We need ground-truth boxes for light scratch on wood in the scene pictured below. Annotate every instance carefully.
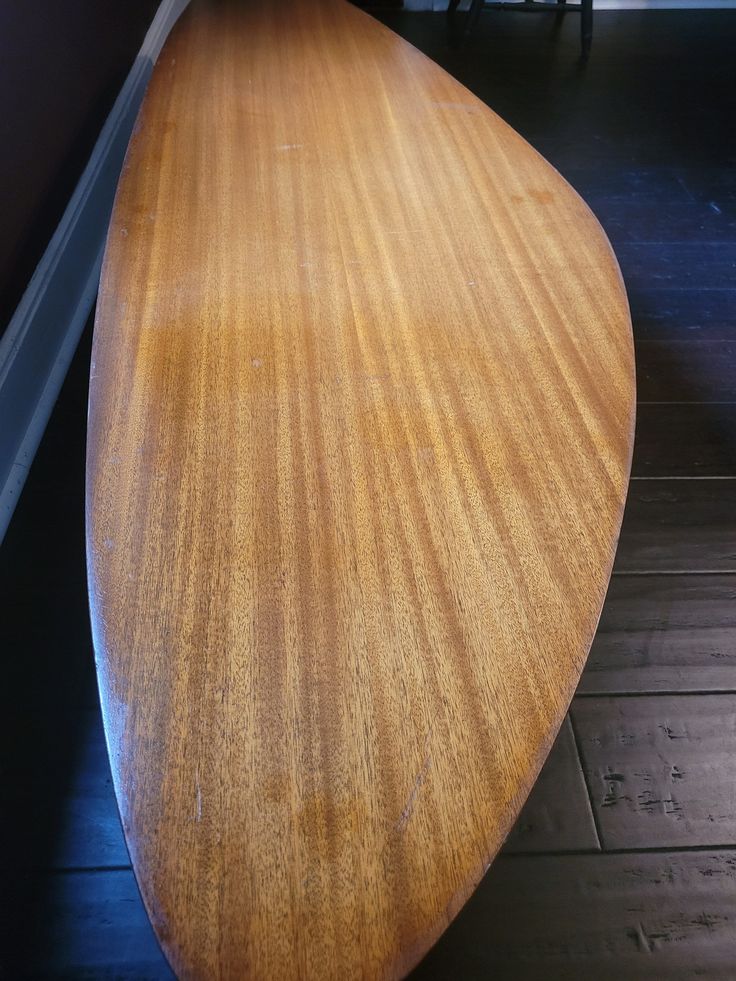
[396,728,434,833]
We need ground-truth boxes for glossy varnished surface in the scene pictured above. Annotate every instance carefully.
[86,1,635,977]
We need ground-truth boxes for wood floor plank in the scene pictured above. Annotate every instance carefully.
[580,575,736,694]
[0,601,98,711]
[629,289,736,342]
[412,850,736,980]
[0,323,97,711]
[673,165,736,206]
[576,163,736,246]
[591,199,736,246]
[1,710,128,872]
[633,403,736,478]
[13,852,736,980]
[572,695,736,849]
[562,165,736,216]
[502,717,599,854]
[49,711,128,870]
[614,479,736,572]
[616,243,736,291]
[636,341,736,403]
[0,870,173,980]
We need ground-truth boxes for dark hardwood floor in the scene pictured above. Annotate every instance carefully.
[1,6,734,978]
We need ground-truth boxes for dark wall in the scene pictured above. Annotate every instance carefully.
[0,0,161,334]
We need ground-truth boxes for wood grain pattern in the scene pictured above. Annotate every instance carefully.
[581,575,736,694]
[86,0,634,976]
[9,709,597,876]
[573,695,736,849]
[6,709,597,878]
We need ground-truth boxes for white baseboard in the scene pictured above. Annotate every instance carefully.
[0,0,191,542]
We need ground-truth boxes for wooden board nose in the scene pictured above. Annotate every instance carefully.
[86,0,635,977]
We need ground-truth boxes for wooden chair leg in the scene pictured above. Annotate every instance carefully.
[581,0,593,60]
[467,0,485,33]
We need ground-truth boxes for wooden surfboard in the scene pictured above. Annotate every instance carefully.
[86,0,635,977]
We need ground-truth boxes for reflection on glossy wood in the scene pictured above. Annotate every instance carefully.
[86,0,634,976]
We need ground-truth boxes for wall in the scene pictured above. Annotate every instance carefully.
[0,0,160,335]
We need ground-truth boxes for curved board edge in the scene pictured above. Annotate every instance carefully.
[86,1,635,978]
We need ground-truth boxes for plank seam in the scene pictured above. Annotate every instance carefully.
[566,710,604,851]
